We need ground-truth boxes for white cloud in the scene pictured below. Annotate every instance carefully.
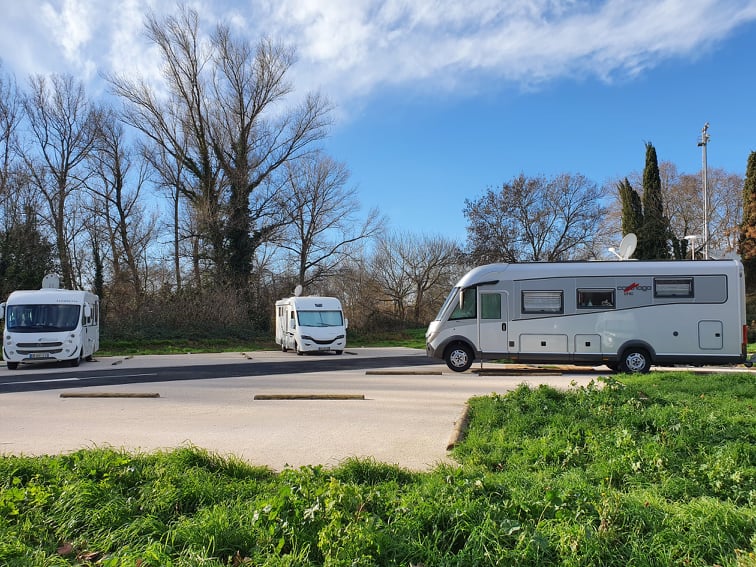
[1,0,755,109]
[253,0,756,97]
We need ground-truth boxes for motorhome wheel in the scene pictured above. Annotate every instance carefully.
[445,343,473,372]
[6,362,18,370]
[620,348,651,373]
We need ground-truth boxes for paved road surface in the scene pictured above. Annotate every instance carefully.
[0,348,629,471]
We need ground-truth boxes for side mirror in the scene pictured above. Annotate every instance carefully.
[84,304,92,318]
[0,302,4,320]
[344,318,349,329]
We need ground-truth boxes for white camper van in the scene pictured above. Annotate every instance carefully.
[426,259,748,373]
[1,275,100,369]
[275,295,347,355]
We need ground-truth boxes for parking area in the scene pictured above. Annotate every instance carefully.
[0,348,609,471]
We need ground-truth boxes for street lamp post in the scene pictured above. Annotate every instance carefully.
[697,123,710,259]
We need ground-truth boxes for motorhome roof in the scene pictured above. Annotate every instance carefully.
[5,289,93,304]
[276,296,342,309]
[456,259,742,288]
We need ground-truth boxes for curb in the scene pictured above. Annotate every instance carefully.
[365,370,442,376]
[446,403,471,450]
[60,392,160,398]
[253,394,365,400]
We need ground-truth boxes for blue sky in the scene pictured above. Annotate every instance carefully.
[1,0,755,244]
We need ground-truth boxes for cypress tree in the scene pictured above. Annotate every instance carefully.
[638,142,671,259]
[618,177,643,240]
[738,151,756,287]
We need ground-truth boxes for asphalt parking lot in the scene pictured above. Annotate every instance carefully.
[0,348,610,471]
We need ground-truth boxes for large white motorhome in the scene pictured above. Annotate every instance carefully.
[275,295,347,355]
[426,259,748,373]
[0,275,100,369]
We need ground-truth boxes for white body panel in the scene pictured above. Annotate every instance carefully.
[1,288,100,368]
[275,296,347,354]
[426,259,747,371]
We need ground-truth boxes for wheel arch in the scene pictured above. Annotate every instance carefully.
[437,335,478,360]
[617,340,656,362]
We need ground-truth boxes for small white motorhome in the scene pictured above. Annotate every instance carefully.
[426,259,748,373]
[275,294,347,355]
[1,275,100,369]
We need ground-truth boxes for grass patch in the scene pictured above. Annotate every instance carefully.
[97,337,278,356]
[99,328,428,356]
[347,327,427,349]
[2,373,755,565]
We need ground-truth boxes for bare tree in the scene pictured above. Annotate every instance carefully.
[370,231,463,323]
[276,152,383,291]
[86,110,157,300]
[21,74,100,288]
[369,235,414,319]
[0,64,40,249]
[0,65,23,207]
[142,140,192,290]
[613,161,743,259]
[108,4,330,287]
[704,168,743,256]
[464,173,606,263]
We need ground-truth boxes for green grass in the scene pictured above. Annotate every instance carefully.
[2,372,755,565]
[97,337,278,356]
[98,328,428,356]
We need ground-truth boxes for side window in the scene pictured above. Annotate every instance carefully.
[480,293,502,320]
[521,290,563,314]
[450,288,477,320]
[654,278,694,298]
[577,289,615,309]
[290,311,296,328]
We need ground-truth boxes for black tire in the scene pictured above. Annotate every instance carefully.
[70,355,81,367]
[445,343,474,372]
[619,348,651,373]
[6,362,18,370]
[334,350,343,355]
[295,343,303,356]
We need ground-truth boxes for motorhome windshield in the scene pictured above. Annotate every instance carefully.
[434,287,460,321]
[297,310,343,327]
[5,304,81,332]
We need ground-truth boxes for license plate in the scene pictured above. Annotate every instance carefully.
[318,347,330,351]
[30,353,50,359]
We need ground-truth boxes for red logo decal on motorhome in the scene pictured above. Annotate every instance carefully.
[623,282,640,294]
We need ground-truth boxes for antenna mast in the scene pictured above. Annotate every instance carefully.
[697,123,710,259]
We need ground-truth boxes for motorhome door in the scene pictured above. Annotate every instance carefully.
[478,291,509,355]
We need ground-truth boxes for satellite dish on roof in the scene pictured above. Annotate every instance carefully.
[617,233,637,260]
[41,274,61,289]
[294,284,303,297]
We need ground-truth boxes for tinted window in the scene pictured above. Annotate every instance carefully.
[450,288,477,320]
[577,289,615,309]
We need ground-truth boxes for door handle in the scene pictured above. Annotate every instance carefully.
[501,323,507,332]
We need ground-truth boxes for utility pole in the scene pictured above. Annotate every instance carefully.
[697,123,710,259]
